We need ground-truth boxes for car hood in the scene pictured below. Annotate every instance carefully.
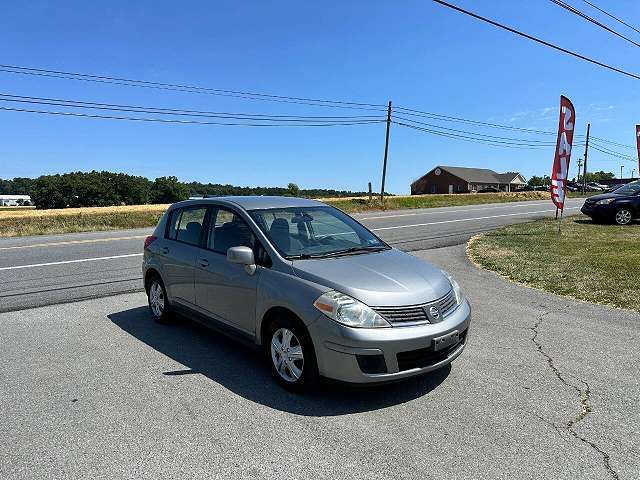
[585,193,625,202]
[290,248,451,307]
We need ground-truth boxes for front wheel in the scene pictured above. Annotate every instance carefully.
[614,208,633,225]
[266,318,319,391]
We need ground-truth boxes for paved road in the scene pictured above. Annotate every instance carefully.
[1,244,637,480]
[0,198,584,312]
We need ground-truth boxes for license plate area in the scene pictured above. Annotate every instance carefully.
[433,330,459,352]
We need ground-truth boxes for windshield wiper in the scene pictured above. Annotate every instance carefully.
[317,245,390,258]
[287,245,389,260]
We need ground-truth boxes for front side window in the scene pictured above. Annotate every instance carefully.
[248,206,388,259]
[175,207,207,246]
[206,208,255,254]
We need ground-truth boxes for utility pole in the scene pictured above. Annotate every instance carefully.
[576,158,583,183]
[621,165,624,180]
[633,169,636,179]
[380,101,392,204]
[582,123,590,193]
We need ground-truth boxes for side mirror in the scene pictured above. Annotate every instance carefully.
[227,246,256,275]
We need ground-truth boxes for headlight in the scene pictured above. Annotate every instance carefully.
[442,270,463,305]
[313,291,390,328]
[596,198,614,205]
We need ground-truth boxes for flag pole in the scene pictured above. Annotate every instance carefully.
[557,206,563,235]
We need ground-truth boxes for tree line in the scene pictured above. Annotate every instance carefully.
[0,171,369,209]
[527,171,614,188]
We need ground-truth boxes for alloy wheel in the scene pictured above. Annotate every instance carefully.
[615,209,632,225]
[149,281,165,318]
[270,328,304,383]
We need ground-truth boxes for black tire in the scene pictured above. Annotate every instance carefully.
[614,208,633,226]
[147,275,173,324]
[265,316,319,392]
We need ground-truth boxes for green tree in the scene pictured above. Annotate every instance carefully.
[31,175,68,209]
[583,171,614,183]
[527,175,550,187]
[287,183,300,197]
[151,176,189,203]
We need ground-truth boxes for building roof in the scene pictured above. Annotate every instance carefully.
[494,172,522,183]
[412,166,525,186]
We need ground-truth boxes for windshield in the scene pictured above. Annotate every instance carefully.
[612,181,640,196]
[248,206,388,259]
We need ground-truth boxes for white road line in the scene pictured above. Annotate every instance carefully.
[0,253,143,271]
[0,235,148,251]
[370,207,581,231]
[359,201,582,221]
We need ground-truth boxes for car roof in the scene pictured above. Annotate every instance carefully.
[170,195,328,211]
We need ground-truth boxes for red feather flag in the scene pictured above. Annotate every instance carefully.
[550,96,575,211]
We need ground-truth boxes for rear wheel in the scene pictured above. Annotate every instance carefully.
[614,208,633,225]
[266,317,318,391]
[147,275,172,324]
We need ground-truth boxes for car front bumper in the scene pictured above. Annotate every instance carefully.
[308,299,471,383]
[581,202,614,219]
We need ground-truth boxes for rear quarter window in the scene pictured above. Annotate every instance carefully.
[167,209,182,240]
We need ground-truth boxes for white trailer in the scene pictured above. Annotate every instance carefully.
[0,195,31,206]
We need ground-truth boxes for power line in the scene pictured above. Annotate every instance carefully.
[0,106,385,127]
[431,0,640,81]
[581,0,640,36]
[0,64,388,112]
[589,141,636,161]
[392,121,564,149]
[391,105,637,149]
[0,93,384,123]
[548,0,640,48]
[1,65,636,154]
[393,115,558,145]
[588,135,634,149]
[3,62,636,148]
[394,106,558,135]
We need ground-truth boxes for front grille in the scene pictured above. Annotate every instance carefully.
[374,289,458,326]
[396,330,467,371]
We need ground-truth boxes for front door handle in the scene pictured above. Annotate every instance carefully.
[198,258,209,268]
[161,247,169,255]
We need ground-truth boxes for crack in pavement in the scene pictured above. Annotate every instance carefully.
[530,311,620,480]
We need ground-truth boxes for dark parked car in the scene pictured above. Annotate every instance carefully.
[581,180,640,225]
[477,186,500,193]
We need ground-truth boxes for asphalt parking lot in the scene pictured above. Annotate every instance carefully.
[1,244,637,480]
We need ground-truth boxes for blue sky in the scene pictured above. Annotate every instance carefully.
[1,0,639,193]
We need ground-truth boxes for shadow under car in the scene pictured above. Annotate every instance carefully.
[108,306,452,416]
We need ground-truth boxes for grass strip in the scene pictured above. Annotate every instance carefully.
[467,216,640,311]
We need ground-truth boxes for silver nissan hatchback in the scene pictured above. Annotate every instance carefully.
[142,196,471,390]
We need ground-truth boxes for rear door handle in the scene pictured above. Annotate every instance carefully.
[161,247,169,255]
[198,258,209,268]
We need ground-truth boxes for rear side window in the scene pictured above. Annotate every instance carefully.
[167,207,207,246]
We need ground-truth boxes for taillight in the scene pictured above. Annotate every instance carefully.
[144,235,158,249]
